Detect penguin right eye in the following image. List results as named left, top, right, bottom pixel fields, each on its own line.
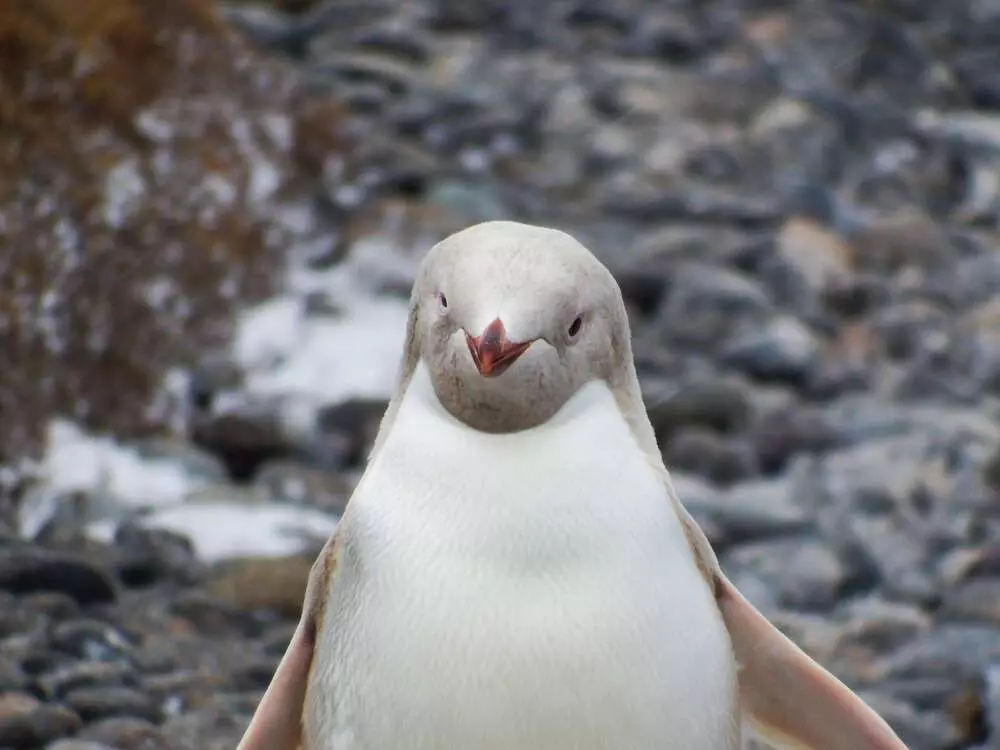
left=438, top=293, right=448, bottom=310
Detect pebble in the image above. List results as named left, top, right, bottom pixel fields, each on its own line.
left=0, top=692, right=82, bottom=748
left=47, top=741, right=120, bottom=750
left=721, top=314, right=823, bottom=385
left=74, top=717, right=178, bottom=750
left=36, top=662, right=138, bottom=701
left=723, top=536, right=850, bottom=611
left=64, top=685, right=160, bottom=724
left=0, top=550, right=117, bottom=606
left=700, top=477, right=814, bottom=545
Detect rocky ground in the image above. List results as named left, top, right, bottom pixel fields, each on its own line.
left=3, top=0, right=1000, bottom=748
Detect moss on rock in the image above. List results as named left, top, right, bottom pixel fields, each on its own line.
left=0, top=0, right=350, bottom=480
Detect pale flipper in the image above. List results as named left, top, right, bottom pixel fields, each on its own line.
left=715, top=572, right=909, bottom=750
left=236, top=533, right=337, bottom=750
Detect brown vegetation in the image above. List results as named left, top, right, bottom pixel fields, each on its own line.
left=0, top=0, right=350, bottom=481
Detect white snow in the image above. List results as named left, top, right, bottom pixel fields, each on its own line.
left=26, top=420, right=339, bottom=563
left=227, top=231, right=418, bottom=437
left=40, top=420, right=199, bottom=508
left=102, top=157, right=147, bottom=229
left=129, top=499, right=337, bottom=564
left=24, top=220, right=432, bottom=562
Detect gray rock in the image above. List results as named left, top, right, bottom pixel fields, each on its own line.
left=721, top=315, right=822, bottom=384
left=76, top=716, right=178, bottom=750
left=113, top=524, right=202, bottom=588
left=981, top=664, right=1000, bottom=750
left=64, top=685, right=161, bottom=723
left=750, top=400, right=838, bottom=473
left=190, top=409, right=294, bottom=482
left=662, top=429, right=757, bottom=485
left=0, top=655, right=27, bottom=693
left=874, top=625, right=1000, bottom=685
left=722, top=536, right=848, bottom=611
left=37, top=661, right=138, bottom=701
left=645, top=377, right=754, bottom=438
left=678, top=475, right=813, bottom=546
left=772, top=216, right=853, bottom=300
left=49, top=619, right=135, bottom=662
left=940, top=578, right=1000, bottom=627
left=0, top=548, right=117, bottom=606
left=658, top=262, right=771, bottom=350
left=314, top=397, right=390, bottom=468
left=46, top=741, right=119, bottom=750
left=855, top=692, right=963, bottom=750
left=160, top=706, right=249, bottom=750
left=254, top=459, right=354, bottom=516
left=0, top=692, right=82, bottom=748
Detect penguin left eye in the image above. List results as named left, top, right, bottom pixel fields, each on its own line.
left=567, top=316, right=583, bottom=341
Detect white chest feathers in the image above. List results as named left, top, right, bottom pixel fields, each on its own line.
left=304, top=364, right=740, bottom=750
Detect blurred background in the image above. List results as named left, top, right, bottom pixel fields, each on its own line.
left=1, top=0, right=1000, bottom=747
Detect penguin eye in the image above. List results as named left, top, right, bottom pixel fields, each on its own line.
left=567, top=316, right=583, bottom=340
left=438, top=293, right=448, bottom=310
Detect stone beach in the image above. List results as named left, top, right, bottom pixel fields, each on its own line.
left=2, top=0, right=1000, bottom=748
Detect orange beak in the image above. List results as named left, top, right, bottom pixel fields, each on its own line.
left=465, top=318, right=532, bottom=377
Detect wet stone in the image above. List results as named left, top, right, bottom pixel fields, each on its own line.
left=0, top=692, right=82, bottom=748
left=64, top=685, right=161, bottom=724
left=75, top=716, right=179, bottom=750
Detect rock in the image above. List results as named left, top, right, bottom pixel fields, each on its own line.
left=662, top=429, right=757, bottom=486
left=875, top=625, right=1000, bottom=687
left=167, top=592, right=249, bottom=637
left=772, top=216, right=854, bottom=304
left=47, top=740, right=120, bottom=750
left=940, top=578, right=1000, bottom=626
left=160, top=706, right=249, bottom=750
left=314, top=397, right=390, bottom=469
left=874, top=300, right=950, bottom=361
left=64, top=685, right=160, bottom=723
left=750, top=401, right=838, bottom=474
left=113, top=524, right=202, bottom=589
left=142, top=669, right=218, bottom=713
left=253, top=460, right=354, bottom=516
left=827, top=598, right=931, bottom=682
left=0, top=692, right=82, bottom=748
left=36, top=662, right=138, bottom=701
left=645, top=377, right=754, bottom=440
left=0, top=548, right=117, bottom=605
left=678, top=475, right=813, bottom=548
left=75, top=716, right=178, bottom=750
left=190, top=410, right=295, bottom=482
left=849, top=210, right=956, bottom=275
left=49, top=619, right=135, bottom=662
left=202, top=555, right=313, bottom=617
left=230, top=656, right=283, bottom=692
left=18, top=593, right=79, bottom=621
left=857, top=692, right=963, bottom=749
left=721, top=315, right=822, bottom=385
left=722, top=536, right=850, bottom=611
left=0, top=658, right=27, bottom=693
left=980, top=665, right=1000, bottom=750
left=657, top=263, right=771, bottom=351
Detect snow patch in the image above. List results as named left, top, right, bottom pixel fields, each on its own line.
left=130, top=499, right=337, bottom=564
left=227, top=232, right=421, bottom=438
left=103, top=158, right=147, bottom=229
left=29, top=419, right=337, bottom=563
left=38, top=420, right=200, bottom=508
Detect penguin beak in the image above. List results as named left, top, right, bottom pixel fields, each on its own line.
left=465, top=318, right=533, bottom=378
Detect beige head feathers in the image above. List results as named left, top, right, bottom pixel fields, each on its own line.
left=392, top=220, right=638, bottom=433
